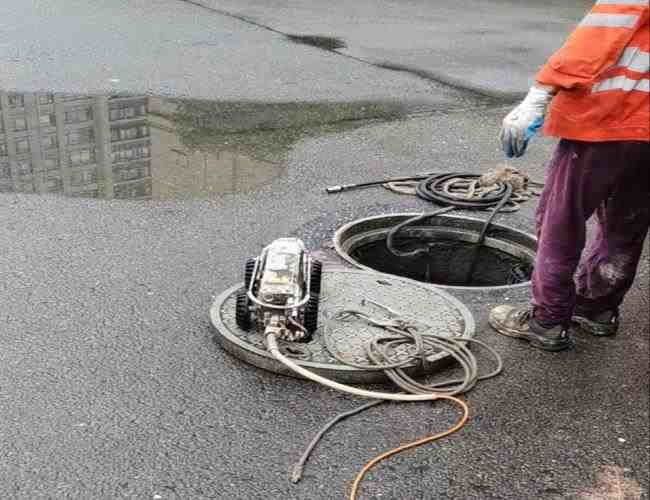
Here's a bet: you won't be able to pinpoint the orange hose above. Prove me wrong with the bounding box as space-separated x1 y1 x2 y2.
349 396 469 500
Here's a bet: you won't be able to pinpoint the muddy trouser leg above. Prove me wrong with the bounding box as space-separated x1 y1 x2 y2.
574 144 650 316
531 140 648 327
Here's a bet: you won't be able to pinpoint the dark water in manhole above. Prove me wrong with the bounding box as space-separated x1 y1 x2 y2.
350 238 533 287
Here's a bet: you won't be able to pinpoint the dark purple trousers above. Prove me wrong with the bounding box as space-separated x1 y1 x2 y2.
532 139 649 326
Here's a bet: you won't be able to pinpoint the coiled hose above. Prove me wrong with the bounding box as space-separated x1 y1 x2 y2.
415 172 516 209
267 299 503 499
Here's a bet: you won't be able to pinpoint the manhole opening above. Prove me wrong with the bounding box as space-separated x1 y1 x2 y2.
334 214 537 289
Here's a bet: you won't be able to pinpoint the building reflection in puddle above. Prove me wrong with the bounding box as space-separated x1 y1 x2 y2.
0 92 284 200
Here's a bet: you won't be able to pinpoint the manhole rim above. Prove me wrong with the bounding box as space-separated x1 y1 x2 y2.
333 212 537 291
210 269 476 383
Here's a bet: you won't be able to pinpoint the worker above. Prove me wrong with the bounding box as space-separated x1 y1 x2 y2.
489 0 649 351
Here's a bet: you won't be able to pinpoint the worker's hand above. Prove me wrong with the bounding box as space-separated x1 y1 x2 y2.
500 86 554 158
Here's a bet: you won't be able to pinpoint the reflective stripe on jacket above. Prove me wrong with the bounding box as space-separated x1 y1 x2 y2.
537 1 649 142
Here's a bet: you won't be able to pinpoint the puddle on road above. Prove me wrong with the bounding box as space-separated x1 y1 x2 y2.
0 91 404 200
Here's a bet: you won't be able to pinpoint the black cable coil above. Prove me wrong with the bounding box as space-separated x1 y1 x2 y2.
415 172 513 209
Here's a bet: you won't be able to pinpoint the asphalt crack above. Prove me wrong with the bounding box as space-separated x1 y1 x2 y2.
373 62 522 104
285 34 346 51
176 0 522 104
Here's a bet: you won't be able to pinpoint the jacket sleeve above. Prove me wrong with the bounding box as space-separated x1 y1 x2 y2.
537 2 649 89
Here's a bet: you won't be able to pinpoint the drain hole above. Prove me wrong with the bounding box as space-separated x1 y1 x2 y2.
350 238 533 287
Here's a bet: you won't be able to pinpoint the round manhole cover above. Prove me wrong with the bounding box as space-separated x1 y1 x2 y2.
211 269 475 383
333 213 537 290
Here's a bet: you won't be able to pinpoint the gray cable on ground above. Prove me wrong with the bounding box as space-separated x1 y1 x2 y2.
289 299 503 483
327 302 503 395
290 400 384 483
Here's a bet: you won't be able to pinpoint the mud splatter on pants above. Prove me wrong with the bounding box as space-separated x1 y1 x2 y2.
532 139 649 326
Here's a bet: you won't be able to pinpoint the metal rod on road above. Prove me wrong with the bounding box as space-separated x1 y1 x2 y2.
325 172 437 194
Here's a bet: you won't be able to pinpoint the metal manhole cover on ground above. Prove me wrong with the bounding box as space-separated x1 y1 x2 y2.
210 269 475 383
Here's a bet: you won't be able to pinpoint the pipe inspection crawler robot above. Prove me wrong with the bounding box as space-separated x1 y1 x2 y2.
235 238 322 342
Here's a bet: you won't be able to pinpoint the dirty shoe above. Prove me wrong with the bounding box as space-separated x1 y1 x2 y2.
489 305 573 352
572 308 619 337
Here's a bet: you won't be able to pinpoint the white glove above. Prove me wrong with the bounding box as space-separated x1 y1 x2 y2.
500 86 554 158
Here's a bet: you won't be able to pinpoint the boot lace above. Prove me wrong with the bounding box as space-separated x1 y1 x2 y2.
514 308 533 326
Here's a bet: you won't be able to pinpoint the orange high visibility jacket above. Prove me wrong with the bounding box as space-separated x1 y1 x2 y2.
537 0 649 142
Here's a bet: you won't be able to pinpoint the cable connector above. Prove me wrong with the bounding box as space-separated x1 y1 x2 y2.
290 463 304 484
325 184 355 194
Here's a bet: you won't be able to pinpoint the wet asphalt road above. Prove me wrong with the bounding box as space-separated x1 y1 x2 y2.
0 0 457 103
1 1 649 499
186 0 593 97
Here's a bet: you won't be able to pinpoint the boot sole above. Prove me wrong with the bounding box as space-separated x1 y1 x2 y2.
489 318 573 352
571 316 618 337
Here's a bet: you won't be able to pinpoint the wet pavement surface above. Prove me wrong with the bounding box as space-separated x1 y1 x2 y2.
1 91 410 200
186 0 594 97
1 1 648 499
0 0 476 104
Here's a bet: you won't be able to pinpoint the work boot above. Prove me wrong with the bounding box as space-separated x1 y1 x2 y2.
489 305 573 352
572 308 619 337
